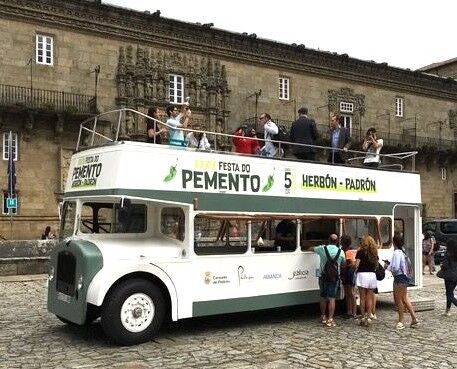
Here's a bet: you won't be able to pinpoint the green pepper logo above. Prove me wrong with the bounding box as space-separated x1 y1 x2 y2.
163 160 178 182
262 168 275 192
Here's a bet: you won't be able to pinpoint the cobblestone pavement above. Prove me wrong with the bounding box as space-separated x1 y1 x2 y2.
0 274 456 369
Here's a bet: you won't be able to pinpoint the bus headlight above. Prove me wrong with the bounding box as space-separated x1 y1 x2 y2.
48 266 55 281
76 275 83 291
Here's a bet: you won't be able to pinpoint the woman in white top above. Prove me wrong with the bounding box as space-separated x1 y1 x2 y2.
186 126 211 151
362 128 383 168
385 233 419 330
258 113 278 157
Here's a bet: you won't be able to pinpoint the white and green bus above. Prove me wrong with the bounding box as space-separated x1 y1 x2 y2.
47 109 422 345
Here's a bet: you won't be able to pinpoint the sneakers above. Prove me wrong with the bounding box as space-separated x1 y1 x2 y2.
325 319 336 327
369 313 377 320
410 320 420 328
396 322 405 330
321 315 327 324
443 311 451 317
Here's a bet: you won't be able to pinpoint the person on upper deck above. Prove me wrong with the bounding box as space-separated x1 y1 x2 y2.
362 127 383 168
290 107 319 161
233 124 261 155
186 124 211 150
146 106 167 144
327 113 352 164
259 113 278 157
166 103 190 147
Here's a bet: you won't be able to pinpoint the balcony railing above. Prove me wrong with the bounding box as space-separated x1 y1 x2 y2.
244 116 457 150
0 84 96 114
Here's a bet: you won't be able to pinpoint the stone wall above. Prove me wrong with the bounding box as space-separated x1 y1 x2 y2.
0 0 457 239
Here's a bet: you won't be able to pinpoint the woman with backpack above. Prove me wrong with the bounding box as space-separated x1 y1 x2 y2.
384 233 419 330
354 235 378 326
437 239 457 316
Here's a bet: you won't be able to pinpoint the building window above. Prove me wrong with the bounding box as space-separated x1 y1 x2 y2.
395 97 404 117
2 191 17 215
340 115 352 133
3 132 18 161
169 74 184 104
36 34 53 65
279 77 290 100
340 101 354 113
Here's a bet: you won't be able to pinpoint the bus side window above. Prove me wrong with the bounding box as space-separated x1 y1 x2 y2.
161 207 185 241
379 217 392 248
301 218 337 250
194 216 247 255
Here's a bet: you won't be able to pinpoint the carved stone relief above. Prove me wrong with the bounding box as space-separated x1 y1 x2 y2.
328 87 366 137
115 45 231 148
449 109 457 130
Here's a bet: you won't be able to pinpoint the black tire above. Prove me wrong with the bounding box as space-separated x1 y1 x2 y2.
100 279 165 346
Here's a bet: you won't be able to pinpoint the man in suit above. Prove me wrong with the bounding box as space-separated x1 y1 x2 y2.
328 113 352 164
290 107 319 161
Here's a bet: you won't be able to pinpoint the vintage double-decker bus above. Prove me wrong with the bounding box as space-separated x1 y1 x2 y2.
47 109 422 345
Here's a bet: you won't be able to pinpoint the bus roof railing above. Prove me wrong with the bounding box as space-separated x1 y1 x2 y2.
77 108 418 172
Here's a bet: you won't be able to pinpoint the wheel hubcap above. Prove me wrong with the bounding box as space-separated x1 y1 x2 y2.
120 293 155 333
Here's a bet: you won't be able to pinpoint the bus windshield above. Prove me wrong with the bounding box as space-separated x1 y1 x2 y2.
60 201 76 239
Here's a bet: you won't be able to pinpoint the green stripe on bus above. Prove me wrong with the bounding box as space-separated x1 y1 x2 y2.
192 290 321 317
65 188 419 215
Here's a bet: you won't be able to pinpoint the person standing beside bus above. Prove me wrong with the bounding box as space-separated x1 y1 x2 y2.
309 234 345 327
166 103 189 147
340 235 357 319
437 239 457 317
259 113 278 157
422 231 435 275
385 233 419 329
290 107 319 161
362 128 383 168
354 235 378 326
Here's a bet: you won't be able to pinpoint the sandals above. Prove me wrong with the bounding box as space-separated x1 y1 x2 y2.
396 322 405 330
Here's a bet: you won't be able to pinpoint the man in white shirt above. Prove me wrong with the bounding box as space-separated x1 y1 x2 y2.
362 128 383 168
259 113 278 157
166 103 190 147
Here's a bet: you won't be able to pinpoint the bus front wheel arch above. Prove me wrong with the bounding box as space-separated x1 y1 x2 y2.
101 278 165 346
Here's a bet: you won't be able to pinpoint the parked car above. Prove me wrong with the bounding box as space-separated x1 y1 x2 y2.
423 219 457 266
423 219 457 245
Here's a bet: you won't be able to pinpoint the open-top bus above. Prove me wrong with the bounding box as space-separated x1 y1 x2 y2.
47 109 422 345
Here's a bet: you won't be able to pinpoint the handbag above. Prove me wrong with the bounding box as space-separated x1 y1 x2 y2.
375 262 385 281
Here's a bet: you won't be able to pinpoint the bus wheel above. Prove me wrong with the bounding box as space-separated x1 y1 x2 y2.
101 279 165 345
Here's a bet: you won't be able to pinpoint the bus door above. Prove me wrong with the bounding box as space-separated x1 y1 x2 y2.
394 205 421 287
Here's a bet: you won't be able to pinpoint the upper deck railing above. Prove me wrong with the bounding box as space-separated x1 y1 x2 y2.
77 108 418 172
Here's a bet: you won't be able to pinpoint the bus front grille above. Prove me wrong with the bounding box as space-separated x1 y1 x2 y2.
56 251 76 296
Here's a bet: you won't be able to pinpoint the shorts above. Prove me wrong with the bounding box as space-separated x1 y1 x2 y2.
319 278 339 299
393 274 411 287
355 272 377 289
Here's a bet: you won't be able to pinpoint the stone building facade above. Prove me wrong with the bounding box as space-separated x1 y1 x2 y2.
419 57 457 79
0 0 457 239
